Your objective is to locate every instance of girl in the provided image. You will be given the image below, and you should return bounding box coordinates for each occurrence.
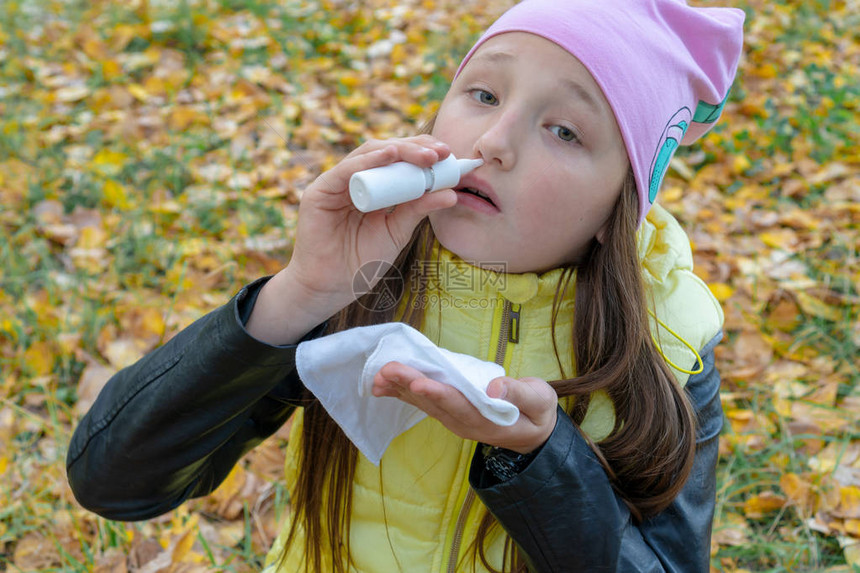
[67,1,744,571]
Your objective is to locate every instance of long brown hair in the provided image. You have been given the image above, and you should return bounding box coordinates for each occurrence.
[278,158,696,573]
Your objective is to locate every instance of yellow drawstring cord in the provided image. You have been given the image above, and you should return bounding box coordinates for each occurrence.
[647,309,705,375]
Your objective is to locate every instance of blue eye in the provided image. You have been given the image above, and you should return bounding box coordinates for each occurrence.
[550,125,580,143]
[472,89,498,105]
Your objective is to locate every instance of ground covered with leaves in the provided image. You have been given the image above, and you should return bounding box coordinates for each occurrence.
[0,0,858,571]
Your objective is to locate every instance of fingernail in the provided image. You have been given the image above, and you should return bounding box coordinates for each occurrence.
[495,383,507,400]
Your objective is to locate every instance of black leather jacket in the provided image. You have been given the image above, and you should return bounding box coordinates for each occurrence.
[67,277,723,572]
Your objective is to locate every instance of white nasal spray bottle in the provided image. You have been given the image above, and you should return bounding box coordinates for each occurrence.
[350,155,484,213]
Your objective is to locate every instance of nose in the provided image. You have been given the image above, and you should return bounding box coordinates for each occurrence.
[473,110,518,170]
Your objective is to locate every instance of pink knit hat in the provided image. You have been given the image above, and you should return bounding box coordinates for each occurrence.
[455,0,745,224]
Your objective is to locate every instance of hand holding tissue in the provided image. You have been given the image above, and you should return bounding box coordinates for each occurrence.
[295,323,517,464]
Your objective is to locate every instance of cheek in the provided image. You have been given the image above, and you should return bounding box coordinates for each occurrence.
[430,97,464,141]
[431,121,462,150]
[516,179,607,240]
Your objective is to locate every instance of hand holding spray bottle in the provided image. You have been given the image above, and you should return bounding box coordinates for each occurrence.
[349,155,484,212]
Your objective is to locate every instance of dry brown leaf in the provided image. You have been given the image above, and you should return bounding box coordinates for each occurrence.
[712,512,752,547]
[786,419,824,456]
[790,381,852,433]
[13,533,61,570]
[94,548,129,573]
[128,535,163,570]
[763,291,803,332]
[75,358,118,416]
[735,329,774,370]
[101,338,148,370]
[814,477,843,515]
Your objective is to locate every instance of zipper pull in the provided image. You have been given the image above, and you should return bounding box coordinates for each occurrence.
[508,303,521,344]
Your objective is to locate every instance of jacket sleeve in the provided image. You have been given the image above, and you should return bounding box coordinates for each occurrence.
[66,277,324,522]
[469,333,724,573]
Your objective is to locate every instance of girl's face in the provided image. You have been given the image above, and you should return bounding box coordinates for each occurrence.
[429,32,630,274]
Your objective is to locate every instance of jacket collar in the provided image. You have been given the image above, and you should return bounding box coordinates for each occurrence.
[429,242,575,306]
[428,203,690,305]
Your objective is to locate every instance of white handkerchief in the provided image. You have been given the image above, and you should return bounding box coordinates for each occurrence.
[295,322,516,465]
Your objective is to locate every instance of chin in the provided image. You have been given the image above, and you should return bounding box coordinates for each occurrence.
[432,227,498,269]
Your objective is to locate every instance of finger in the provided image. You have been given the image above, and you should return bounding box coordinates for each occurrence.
[352,135,449,156]
[348,136,449,165]
[373,373,459,424]
[376,361,427,388]
[370,371,399,397]
[314,140,450,200]
[375,367,470,417]
[409,377,485,422]
[380,140,448,167]
[402,138,451,164]
[312,145,398,195]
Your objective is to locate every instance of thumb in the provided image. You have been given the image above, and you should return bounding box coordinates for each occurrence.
[489,377,558,421]
[386,189,457,241]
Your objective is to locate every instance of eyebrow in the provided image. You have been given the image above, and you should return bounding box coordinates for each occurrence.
[468,50,604,115]
[469,50,517,66]
[559,78,602,116]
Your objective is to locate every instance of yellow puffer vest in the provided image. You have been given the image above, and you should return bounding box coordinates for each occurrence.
[264,204,723,572]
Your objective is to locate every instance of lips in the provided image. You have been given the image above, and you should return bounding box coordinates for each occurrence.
[454,174,500,210]
[458,187,494,205]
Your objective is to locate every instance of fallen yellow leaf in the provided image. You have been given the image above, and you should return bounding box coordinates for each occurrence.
[732,154,752,174]
[838,486,860,519]
[54,85,90,102]
[90,149,127,177]
[77,226,107,249]
[171,528,195,563]
[759,229,799,250]
[845,542,860,568]
[709,282,734,302]
[103,179,130,210]
[23,341,53,376]
[128,84,150,102]
[743,491,786,518]
[795,291,843,322]
[781,473,813,512]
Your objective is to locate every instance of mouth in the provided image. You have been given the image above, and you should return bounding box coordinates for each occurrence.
[453,174,499,211]
[455,186,496,207]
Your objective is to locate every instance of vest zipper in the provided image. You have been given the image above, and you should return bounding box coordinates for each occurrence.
[445,298,520,573]
[494,300,516,363]
[446,488,475,573]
